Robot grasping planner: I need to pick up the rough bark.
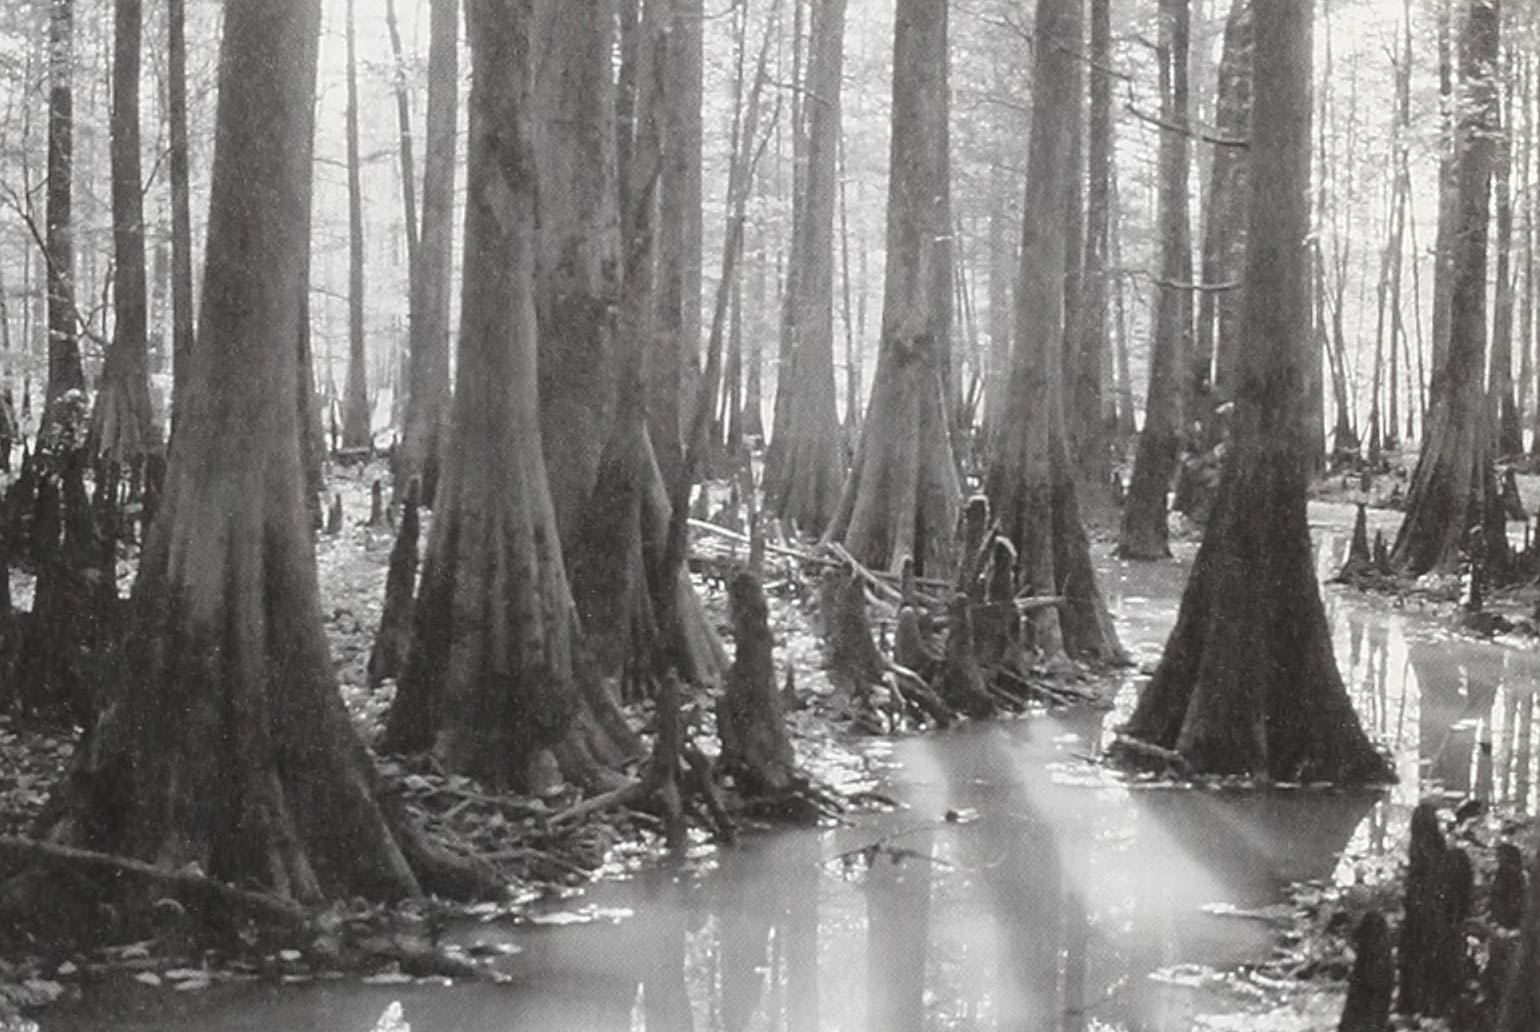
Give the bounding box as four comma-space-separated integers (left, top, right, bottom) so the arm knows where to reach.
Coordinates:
649, 0, 704, 490
1391, 0, 1505, 577
1073, 0, 1113, 488
30, 0, 469, 906
824, 0, 959, 577
1118, 0, 1192, 560
340, 0, 371, 452
166, 0, 194, 424
1494, 843, 1540, 1032
384, 0, 639, 792
1491, 61, 1520, 458
1396, 803, 1468, 1017
395, 0, 458, 504
984, 0, 1123, 665
1337, 911, 1393, 1032
766, 0, 847, 536
1119, 0, 1390, 785
92, 0, 161, 466
45, 0, 83, 406
1200, 0, 1251, 399
716, 570, 796, 795
367, 479, 419, 687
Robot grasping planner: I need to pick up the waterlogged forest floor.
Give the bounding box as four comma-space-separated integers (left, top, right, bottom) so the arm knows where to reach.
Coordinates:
1, 465, 1538, 1030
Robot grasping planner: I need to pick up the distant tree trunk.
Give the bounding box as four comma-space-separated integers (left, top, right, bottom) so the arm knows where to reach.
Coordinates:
1073, 0, 1114, 489
166, 0, 194, 425
1201, 0, 1251, 400
1429, 0, 1457, 401
766, 0, 847, 536
33, 0, 477, 904
649, 0, 704, 490
1391, 0, 1505, 577
1491, 59, 1521, 458
1385, 1, 1412, 452
983, 169, 1013, 443
1118, 0, 1191, 559
766, 0, 810, 486
395, 0, 458, 502
385, 0, 638, 792
1120, 0, 1388, 785
383, 0, 419, 275
45, 0, 82, 407
92, 0, 161, 465
340, 0, 371, 451
985, 0, 1124, 664
824, 0, 958, 576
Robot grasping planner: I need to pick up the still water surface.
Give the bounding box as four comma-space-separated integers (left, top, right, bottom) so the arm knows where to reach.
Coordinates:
44, 502, 1540, 1031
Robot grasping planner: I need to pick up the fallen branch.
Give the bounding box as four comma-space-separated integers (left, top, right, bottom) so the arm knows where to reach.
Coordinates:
548, 781, 646, 828
0, 835, 309, 929
1109, 734, 1195, 774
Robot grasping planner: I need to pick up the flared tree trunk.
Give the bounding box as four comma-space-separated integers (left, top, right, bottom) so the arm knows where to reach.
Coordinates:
384, 0, 638, 792
340, 0, 371, 452
985, 0, 1124, 665
35, 0, 463, 903
395, 0, 457, 503
1118, 0, 1191, 560
1200, 0, 1251, 400
1391, 0, 1505, 577
45, 0, 83, 407
766, 0, 847, 536
1120, 0, 1390, 785
92, 0, 161, 465
824, 0, 959, 577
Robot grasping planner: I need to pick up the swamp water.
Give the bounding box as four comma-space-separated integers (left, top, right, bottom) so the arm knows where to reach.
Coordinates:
40, 502, 1540, 1031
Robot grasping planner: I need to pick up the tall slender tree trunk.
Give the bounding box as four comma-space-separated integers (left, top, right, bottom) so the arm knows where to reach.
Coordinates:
166, 0, 194, 427
766, 0, 847, 536
766, 0, 810, 486
1202, 0, 1251, 400
341, 0, 371, 451
1121, 0, 1388, 785
1392, 0, 1505, 576
45, 0, 82, 407
383, 0, 419, 273
93, 0, 161, 464
396, 0, 458, 502
1491, 53, 1521, 457
985, 0, 1124, 664
1072, 0, 1111, 490
649, 0, 704, 490
823, 0, 959, 576
983, 169, 1013, 443
1118, 0, 1191, 559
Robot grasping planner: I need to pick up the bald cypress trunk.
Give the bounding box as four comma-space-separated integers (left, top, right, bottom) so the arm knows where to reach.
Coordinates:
985, 0, 1123, 664
45, 0, 82, 406
824, 0, 959, 576
340, 0, 371, 451
384, 0, 638, 791
1391, 0, 1505, 577
1120, 0, 1389, 784
34, 0, 471, 904
1118, 0, 1191, 560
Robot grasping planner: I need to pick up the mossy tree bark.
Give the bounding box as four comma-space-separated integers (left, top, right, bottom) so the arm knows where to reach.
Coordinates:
1121, 0, 1390, 785
395, 0, 458, 504
385, 0, 640, 792
35, 0, 461, 904
824, 0, 959, 577
1118, 0, 1191, 560
765, 0, 847, 537
1390, 0, 1504, 577
92, 0, 161, 467
984, 0, 1124, 665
